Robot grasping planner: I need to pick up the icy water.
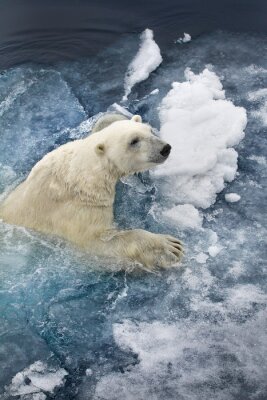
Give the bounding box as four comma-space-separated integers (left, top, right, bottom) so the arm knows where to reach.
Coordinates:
0, 0, 266, 69
0, 30, 267, 399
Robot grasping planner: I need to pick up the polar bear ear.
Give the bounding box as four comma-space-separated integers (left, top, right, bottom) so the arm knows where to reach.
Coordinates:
95, 143, 105, 155
131, 115, 142, 123
92, 114, 128, 133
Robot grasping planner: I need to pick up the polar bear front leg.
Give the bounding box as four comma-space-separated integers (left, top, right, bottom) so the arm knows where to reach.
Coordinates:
98, 229, 184, 269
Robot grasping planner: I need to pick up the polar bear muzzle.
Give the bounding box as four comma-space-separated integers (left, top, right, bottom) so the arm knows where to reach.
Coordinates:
160, 143, 171, 158
148, 136, 172, 164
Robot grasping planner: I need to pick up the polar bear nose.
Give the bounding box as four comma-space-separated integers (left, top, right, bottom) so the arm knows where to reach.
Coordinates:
160, 144, 172, 157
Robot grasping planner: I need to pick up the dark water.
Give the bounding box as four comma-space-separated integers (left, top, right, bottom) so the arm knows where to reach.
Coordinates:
0, 0, 266, 69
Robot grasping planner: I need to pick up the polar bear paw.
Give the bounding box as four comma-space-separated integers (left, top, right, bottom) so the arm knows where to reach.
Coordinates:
129, 231, 184, 269
99, 229, 183, 269
150, 234, 184, 268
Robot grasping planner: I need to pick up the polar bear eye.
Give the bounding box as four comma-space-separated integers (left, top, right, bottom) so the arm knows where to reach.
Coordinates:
130, 138, 139, 146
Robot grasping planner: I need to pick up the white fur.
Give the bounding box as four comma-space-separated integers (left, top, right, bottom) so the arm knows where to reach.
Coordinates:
0, 115, 183, 269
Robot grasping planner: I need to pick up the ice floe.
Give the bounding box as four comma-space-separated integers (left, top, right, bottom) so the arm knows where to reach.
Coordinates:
123, 29, 162, 101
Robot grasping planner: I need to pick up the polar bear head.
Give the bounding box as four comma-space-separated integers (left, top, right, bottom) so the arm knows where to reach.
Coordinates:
91, 114, 171, 176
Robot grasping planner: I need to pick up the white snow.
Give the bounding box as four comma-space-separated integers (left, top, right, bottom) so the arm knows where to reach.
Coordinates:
162, 204, 203, 229
6, 361, 68, 397
225, 193, 241, 202
123, 29, 162, 101
176, 33, 191, 43
153, 68, 247, 231
112, 321, 183, 371
110, 102, 133, 118
95, 308, 267, 400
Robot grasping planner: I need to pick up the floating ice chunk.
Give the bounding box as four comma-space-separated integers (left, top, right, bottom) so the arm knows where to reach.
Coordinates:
225, 193, 241, 202
123, 29, 162, 101
150, 88, 159, 95
154, 68, 247, 209
195, 252, 209, 264
176, 33, 192, 43
85, 368, 93, 376
139, 88, 160, 102
208, 244, 224, 257
6, 361, 68, 397
162, 204, 203, 229
109, 102, 133, 118
183, 33, 191, 43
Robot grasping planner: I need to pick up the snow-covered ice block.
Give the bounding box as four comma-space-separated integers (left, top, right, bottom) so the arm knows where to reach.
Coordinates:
176, 32, 192, 43
154, 68, 247, 210
225, 193, 241, 202
123, 29, 162, 100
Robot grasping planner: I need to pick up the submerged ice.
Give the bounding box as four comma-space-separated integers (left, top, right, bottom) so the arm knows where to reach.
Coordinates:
0, 30, 266, 399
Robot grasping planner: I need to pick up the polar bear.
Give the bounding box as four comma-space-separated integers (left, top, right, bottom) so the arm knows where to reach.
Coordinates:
0, 114, 183, 269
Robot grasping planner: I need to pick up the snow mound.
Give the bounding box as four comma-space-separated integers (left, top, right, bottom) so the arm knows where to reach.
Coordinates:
154, 68, 247, 219
123, 29, 162, 101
